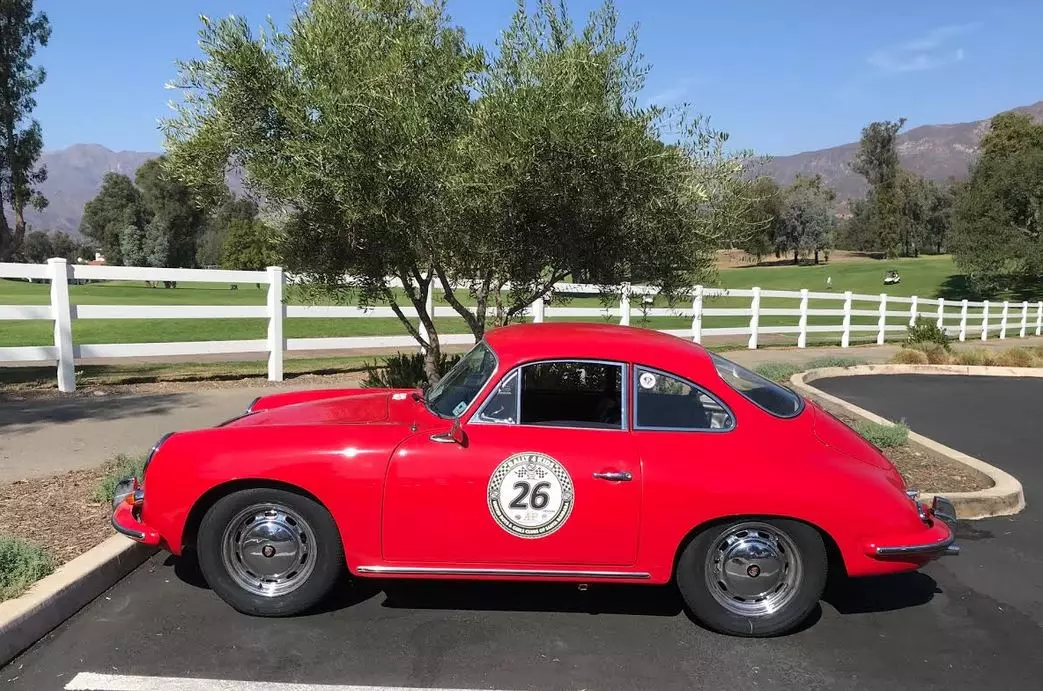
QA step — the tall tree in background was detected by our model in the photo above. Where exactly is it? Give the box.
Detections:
[0,0,50,261]
[776,174,835,264]
[197,195,258,266]
[851,119,906,257]
[118,224,146,267]
[79,173,149,264]
[21,227,50,262]
[741,177,783,260]
[135,157,206,268]
[951,113,1043,294]
[220,218,276,270]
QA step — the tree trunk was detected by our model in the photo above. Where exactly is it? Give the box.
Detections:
[793,249,799,264]
[422,337,442,390]
[814,248,819,264]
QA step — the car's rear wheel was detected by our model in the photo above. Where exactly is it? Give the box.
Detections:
[676,518,827,637]
[196,488,344,616]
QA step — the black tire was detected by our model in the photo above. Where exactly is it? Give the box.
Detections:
[676,518,827,637]
[196,487,345,616]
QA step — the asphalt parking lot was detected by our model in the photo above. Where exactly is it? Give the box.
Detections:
[4,374,1043,690]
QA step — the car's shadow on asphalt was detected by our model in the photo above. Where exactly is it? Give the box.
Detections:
[168,554,939,630]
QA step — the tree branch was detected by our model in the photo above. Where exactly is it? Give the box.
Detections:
[435,265,483,337]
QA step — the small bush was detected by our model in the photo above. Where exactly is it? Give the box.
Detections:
[890,348,929,365]
[806,356,865,369]
[94,454,147,504]
[995,348,1035,368]
[362,352,463,390]
[0,536,55,601]
[952,348,987,366]
[854,420,909,448]
[905,317,951,351]
[921,342,952,364]
[753,362,804,383]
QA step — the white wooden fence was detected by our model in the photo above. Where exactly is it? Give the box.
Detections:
[2,258,1042,392]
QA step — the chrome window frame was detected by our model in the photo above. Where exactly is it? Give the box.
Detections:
[631,365,736,433]
[471,358,629,432]
[709,352,805,419]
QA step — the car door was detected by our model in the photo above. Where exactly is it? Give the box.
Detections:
[381,360,642,568]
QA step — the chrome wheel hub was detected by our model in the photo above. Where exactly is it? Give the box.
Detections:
[221,503,317,597]
[704,522,802,617]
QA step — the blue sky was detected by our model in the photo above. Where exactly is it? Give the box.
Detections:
[34,0,1043,156]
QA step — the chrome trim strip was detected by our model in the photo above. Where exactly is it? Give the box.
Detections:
[355,566,652,579]
[110,514,145,542]
[875,534,957,556]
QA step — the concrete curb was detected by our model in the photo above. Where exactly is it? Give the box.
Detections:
[790,364,1028,520]
[0,535,156,667]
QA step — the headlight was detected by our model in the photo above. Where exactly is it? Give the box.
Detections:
[143,432,174,480]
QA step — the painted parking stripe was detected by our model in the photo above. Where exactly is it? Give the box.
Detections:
[66,673,523,691]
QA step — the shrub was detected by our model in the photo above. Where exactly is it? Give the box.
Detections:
[890,348,928,365]
[905,317,951,351]
[806,356,865,369]
[753,362,803,383]
[921,342,952,364]
[362,352,463,390]
[995,347,1035,368]
[94,454,147,504]
[0,536,55,601]
[953,348,986,366]
[853,420,909,448]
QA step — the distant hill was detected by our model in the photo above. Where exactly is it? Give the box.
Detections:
[757,101,1043,200]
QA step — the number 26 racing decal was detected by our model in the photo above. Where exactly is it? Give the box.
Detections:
[487,452,574,538]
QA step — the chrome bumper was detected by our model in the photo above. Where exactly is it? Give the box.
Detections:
[874,494,960,558]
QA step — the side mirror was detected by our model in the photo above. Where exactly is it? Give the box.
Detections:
[430,416,467,446]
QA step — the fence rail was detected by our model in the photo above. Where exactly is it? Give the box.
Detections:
[2,258,1042,392]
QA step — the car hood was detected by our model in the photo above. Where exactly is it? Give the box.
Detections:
[228,391,414,427]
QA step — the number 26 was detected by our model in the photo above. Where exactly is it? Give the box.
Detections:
[509,481,551,510]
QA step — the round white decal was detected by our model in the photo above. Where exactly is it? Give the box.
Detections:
[488,452,574,538]
[639,372,657,389]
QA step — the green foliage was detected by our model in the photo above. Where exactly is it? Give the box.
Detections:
[742,177,783,259]
[135,157,207,268]
[950,112,1043,295]
[143,217,171,268]
[119,224,145,267]
[776,174,835,264]
[853,420,909,448]
[198,196,258,267]
[905,316,951,351]
[21,229,51,262]
[0,0,51,262]
[754,356,864,383]
[0,535,55,601]
[362,352,463,390]
[891,348,929,364]
[94,454,148,504]
[80,173,149,264]
[220,218,277,271]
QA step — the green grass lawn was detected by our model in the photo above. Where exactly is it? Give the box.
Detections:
[1,255,1035,348]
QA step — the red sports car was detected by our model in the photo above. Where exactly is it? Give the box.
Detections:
[112,323,958,637]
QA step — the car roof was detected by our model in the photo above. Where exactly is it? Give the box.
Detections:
[482,322,715,376]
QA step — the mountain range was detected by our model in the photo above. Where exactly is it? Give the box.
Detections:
[7,100,1043,234]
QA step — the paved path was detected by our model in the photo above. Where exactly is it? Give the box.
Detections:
[4,374,1043,690]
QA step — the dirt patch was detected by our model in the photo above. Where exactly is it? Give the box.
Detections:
[0,467,112,566]
[715,248,882,270]
[833,412,993,493]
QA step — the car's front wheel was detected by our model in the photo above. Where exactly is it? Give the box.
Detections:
[197,487,344,616]
[676,518,827,637]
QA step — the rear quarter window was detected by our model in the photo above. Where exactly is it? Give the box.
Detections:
[710,353,803,418]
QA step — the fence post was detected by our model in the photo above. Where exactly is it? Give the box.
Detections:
[619,282,631,327]
[981,300,990,341]
[691,285,703,344]
[797,289,809,348]
[1037,301,1042,337]
[266,266,284,382]
[936,297,945,331]
[909,295,918,327]
[876,293,887,345]
[841,290,853,348]
[1000,301,1009,339]
[959,300,968,342]
[531,294,545,323]
[747,287,760,349]
[1019,301,1028,338]
[48,258,75,393]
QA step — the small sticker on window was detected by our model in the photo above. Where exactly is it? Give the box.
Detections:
[452,401,468,417]
[639,372,657,389]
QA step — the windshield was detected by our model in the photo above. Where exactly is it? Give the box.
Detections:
[426,342,498,418]
[709,352,804,418]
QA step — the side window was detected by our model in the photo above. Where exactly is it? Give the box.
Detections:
[634,366,734,431]
[475,370,519,424]
[520,361,624,430]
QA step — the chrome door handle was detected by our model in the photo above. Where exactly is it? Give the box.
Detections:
[593,471,632,482]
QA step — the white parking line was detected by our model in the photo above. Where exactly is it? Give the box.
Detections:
[66,673,523,691]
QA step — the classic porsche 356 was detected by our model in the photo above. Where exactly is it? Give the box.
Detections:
[112,323,957,637]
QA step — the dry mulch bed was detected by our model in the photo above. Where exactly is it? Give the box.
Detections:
[832,412,993,493]
[0,467,112,566]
